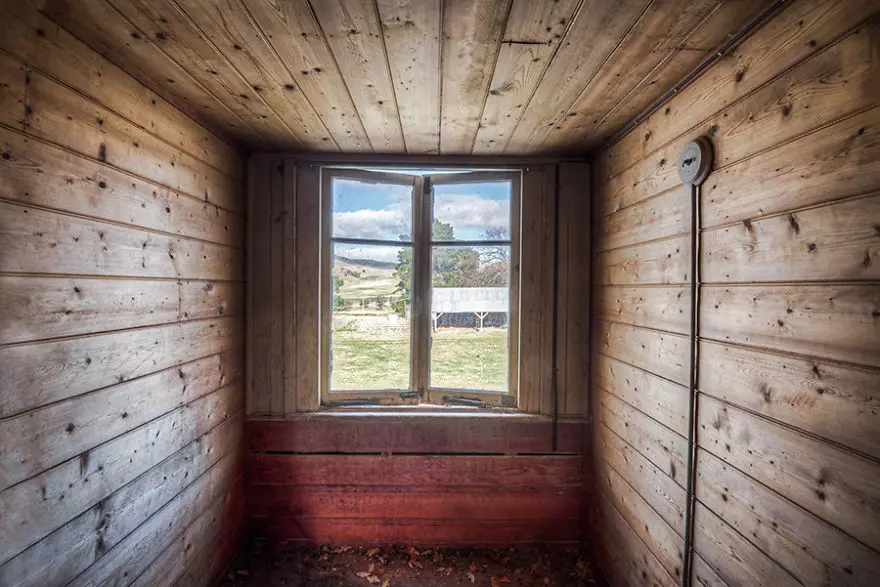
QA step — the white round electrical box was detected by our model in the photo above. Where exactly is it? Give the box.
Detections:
[678,136,713,186]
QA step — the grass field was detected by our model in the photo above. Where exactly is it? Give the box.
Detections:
[330,327,508,391]
[330,255,509,393]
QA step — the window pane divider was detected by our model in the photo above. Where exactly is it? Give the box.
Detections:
[331,237,413,247]
[430,240,511,247]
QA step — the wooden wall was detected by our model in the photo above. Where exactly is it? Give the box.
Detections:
[246,156,590,417]
[244,156,591,544]
[0,4,247,586]
[591,0,880,585]
[246,416,586,545]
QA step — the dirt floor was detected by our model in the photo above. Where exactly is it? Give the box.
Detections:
[219,541,603,587]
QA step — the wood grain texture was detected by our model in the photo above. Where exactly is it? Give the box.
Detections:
[595,320,689,386]
[595,422,686,536]
[472,0,579,154]
[541,0,722,152]
[602,0,880,178]
[596,235,690,286]
[699,340,880,461]
[376,0,441,154]
[591,2,880,582]
[519,165,555,414]
[439,0,510,154]
[582,0,778,152]
[599,459,685,581]
[702,192,880,283]
[601,19,880,218]
[0,351,240,488]
[0,5,242,174]
[596,285,690,335]
[247,454,582,486]
[696,448,880,587]
[0,415,241,587]
[310,0,405,152]
[596,494,677,587]
[504,0,653,154]
[693,502,800,587]
[0,383,242,565]
[247,417,584,455]
[595,389,686,487]
[698,394,880,553]
[701,284,880,367]
[0,129,244,247]
[0,11,245,585]
[248,484,580,520]
[28,0,776,153]
[594,354,689,437]
[2,54,245,212]
[239,0,372,150]
[246,444,583,546]
[250,516,580,545]
[557,161,591,416]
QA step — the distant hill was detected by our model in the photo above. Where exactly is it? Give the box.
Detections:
[333,256,398,299]
[335,255,395,270]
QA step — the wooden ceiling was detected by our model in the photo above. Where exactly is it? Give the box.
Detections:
[42,0,777,154]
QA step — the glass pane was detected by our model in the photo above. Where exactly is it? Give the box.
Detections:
[430,246,511,391]
[330,243,412,391]
[332,177,413,241]
[432,180,511,241]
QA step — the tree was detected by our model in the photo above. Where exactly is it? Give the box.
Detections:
[391,220,509,316]
[333,275,345,308]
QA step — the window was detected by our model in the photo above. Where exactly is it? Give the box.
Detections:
[320,168,521,408]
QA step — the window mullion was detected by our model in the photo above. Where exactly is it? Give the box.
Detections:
[411,176,432,399]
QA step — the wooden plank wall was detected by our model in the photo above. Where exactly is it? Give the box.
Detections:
[0,3,246,586]
[247,157,590,418]
[245,157,590,544]
[591,0,880,585]
[245,417,585,545]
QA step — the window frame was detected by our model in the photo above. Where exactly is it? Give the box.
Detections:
[319,166,522,409]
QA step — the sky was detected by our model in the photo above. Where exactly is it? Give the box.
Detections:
[332,176,512,264]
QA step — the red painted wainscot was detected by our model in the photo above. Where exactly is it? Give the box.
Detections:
[245,414,587,545]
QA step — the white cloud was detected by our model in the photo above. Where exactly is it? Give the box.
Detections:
[333,205,410,240]
[434,193,509,239]
[333,193,508,242]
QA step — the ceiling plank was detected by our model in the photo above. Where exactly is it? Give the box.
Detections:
[438,0,511,155]
[104,0,306,146]
[241,0,373,152]
[173,0,345,151]
[503,0,653,154]
[310,0,405,153]
[580,0,777,151]
[540,0,759,153]
[472,0,581,154]
[41,0,266,146]
[376,0,442,154]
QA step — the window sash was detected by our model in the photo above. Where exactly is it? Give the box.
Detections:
[319,167,521,408]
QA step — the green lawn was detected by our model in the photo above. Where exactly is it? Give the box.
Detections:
[330,327,508,391]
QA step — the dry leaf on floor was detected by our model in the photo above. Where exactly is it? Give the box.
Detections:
[355,571,381,584]
[491,575,510,586]
[466,571,476,583]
